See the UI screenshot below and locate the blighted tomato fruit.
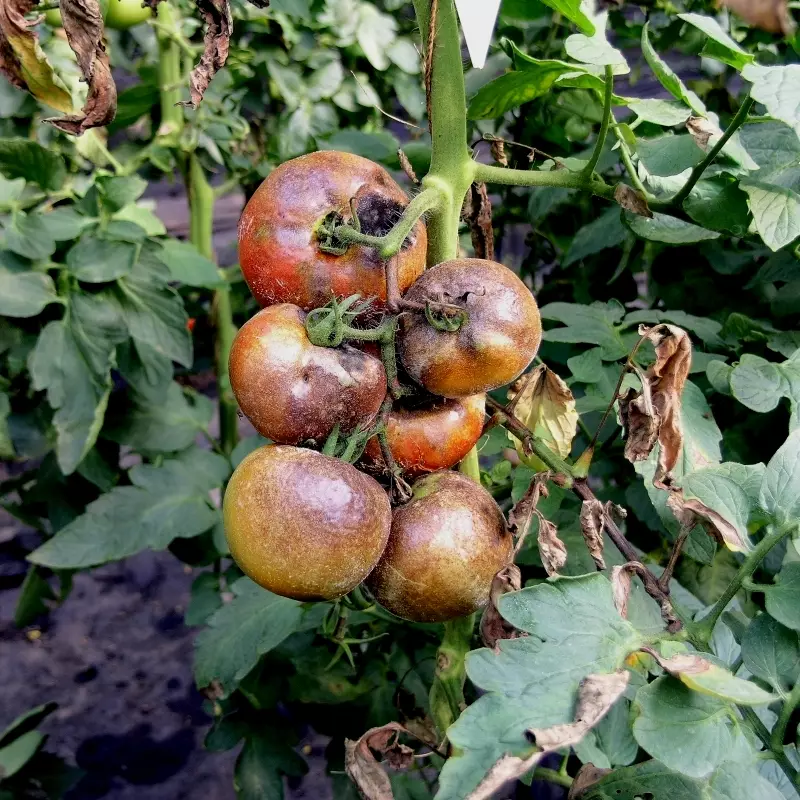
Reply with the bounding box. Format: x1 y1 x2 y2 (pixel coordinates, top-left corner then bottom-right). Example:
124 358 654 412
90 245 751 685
399 258 542 397
238 151 427 310
225 446 392 601
367 471 513 622
229 304 387 445
362 394 485 478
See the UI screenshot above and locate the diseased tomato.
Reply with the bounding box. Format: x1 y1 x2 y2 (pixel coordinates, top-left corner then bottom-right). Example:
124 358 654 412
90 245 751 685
366 471 512 622
229 304 387 445
362 394 485 478
399 258 542 397
225 446 392 601
237 151 427 310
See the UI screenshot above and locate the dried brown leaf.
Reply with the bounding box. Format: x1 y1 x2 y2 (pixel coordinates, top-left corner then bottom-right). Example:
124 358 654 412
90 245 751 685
618 385 660 464
667 488 751 553
0 0 73 112
465 672 630 800
180 0 233 109
719 0 795 34
59 0 102 78
610 562 644 618
568 764 613 799
345 722 414 800
686 116 716 150
490 139 509 167
508 472 549 543
480 564 522 649
579 500 606 570
462 182 495 260
398 149 419 184
537 513 567 576
614 183 653 218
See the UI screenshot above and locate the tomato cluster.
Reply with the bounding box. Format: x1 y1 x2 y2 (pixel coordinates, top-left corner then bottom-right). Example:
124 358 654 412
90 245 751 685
226 152 542 622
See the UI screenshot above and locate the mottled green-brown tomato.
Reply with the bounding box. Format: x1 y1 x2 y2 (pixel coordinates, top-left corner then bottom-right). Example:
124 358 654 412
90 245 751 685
399 258 542 397
229 304 387 445
225 446 392 601
366 471 512 622
237 151 427 310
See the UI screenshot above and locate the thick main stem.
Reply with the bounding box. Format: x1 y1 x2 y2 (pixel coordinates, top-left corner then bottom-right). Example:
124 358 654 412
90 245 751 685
155 3 183 140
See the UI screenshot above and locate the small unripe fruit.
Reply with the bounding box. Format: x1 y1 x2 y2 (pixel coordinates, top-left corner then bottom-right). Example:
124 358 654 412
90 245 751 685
225 446 392 601
367 472 513 622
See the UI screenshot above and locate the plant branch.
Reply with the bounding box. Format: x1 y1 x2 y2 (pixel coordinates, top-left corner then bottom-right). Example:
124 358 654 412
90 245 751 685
658 529 690 592
739 706 799 786
611 117 649 197
533 768 573 789
772 678 800 751
670 96 755 207
582 66 614 180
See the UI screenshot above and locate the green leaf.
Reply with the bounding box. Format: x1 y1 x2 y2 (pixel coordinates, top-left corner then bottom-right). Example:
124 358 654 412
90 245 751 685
321 128 400 164
66 235 138 283
40 207 95 241
29 454 221 569
564 207 628 265
641 23 706 116
0 139 66 191
740 180 800 251
534 0 595 34
155 239 224 288
468 58 580 119
0 261 58 317
763 564 800 632
708 761 786 800
741 613 800 694
638 134 705 177
739 122 800 195
0 731 45 779
355 5 396 71
632 676 751 778
185 573 223 626
105 382 212 453
730 354 785 412
564 12 628 74
0 391 12 459
759 430 800 527
625 211 720 244
115 339 172 403
742 65 800 140
436 574 642 799
626 98 692 127
235 728 308 799
678 14 754 71
624 309 725 350
3 212 56 261
539 300 628 359
683 178 752 237
194 577 323 693
14 565 56 627
113 203 166 237
575 697 639 767
0 702 57 748
28 292 127 474
580 760 706 799
95 175 148 213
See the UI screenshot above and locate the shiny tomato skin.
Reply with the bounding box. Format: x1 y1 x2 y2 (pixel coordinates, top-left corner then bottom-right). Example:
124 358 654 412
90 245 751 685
366 471 512 622
105 0 152 28
237 151 427 310
399 258 542 398
229 304 387 445
225 446 392 601
362 394 485 478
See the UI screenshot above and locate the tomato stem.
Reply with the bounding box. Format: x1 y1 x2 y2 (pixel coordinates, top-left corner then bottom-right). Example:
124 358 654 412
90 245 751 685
155 2 183 141
581 65 614 181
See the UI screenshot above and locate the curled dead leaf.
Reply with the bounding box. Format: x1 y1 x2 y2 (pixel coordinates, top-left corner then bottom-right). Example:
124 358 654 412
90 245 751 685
614 183 653 218
579 500 607 570
480 564 523 649
508 472 549 544
465 671 630 800
568 764 613 799
686 116 716 150
620 325 692 488
345 722 415 800
667 488 751 553
462 182 495 260
180 0 233 109
490 138 509 167
398 149 419 184
610 562 645 618
537 514 567 577
718 0 795 34
508 365 579 472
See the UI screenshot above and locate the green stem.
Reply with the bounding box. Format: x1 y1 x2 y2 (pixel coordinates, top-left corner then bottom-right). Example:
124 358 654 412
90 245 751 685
772 680 800 751
459 445 481 482
688 526 795 647
670 96 754 207
333 186 442 259
188 154 238 457
533 767 573 789
582 66 614 180
740 707 799 785
155 2 183 140
611 117 649 196
429 614 475 736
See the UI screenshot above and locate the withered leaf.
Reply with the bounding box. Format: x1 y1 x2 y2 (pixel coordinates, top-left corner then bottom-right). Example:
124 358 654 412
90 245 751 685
59 0 102 78
579 499 606 570
537 514 567 577
621 325 692 488
0 0 73 112
490 139 509 167
509 365 579 472
462 182 495 260
345 722 414 800
397 149 419 184
180 0 233 109
667 488 751 553
719 0 795 34
614 183 653 218
686 116 716 150
508 472 549 542
568 764 613 799
610 562 645 619
465 672 630 800
480 565 523 649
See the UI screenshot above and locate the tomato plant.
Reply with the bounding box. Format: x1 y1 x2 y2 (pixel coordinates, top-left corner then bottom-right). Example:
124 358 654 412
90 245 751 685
1 0 800 798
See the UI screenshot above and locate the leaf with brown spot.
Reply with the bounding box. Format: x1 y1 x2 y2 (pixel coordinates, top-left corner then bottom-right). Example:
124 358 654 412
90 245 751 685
462 182 495 260
568 764 612 799
614 184 653 218
59 0 102 78
345 722 412 800
180 0 232 109
686 116 716 150
579 500 606 570
719 0 795 34
667 488 752 553
0 0 73 112
509 365 579 473
480 564 523 649
508 471 550 557
464 672 630 800
621 325 692 488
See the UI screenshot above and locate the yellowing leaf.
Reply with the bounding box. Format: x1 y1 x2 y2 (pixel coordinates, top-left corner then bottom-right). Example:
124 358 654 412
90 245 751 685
509 365 578 472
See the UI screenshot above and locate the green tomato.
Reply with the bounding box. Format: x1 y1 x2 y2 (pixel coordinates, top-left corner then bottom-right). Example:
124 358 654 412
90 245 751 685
564 116 592 142
104 0 152 29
